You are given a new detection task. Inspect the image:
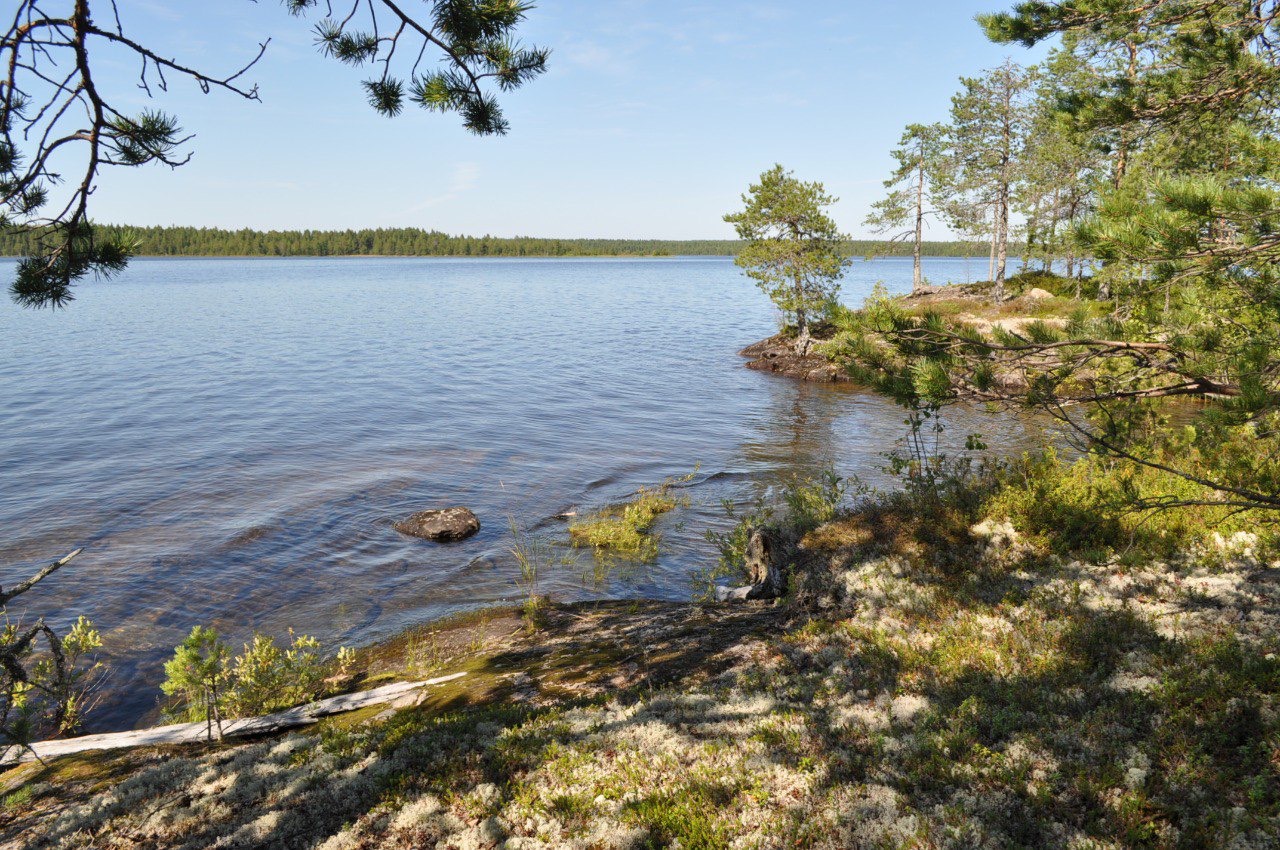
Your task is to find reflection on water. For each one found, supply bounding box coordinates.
[0,256,1047,731]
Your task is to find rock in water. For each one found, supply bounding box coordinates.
[394,507,480,542]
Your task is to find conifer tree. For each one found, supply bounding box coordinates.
[1016,50,1106,278]
[847,2,1280,515]
[865,123,949,294]
[724,165,850,355]
[161,626,230,740]
[939,60,1035,302]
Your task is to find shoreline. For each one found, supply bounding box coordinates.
[738,331,852,383]
[7,483,1275,847]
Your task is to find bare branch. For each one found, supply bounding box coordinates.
[0,548,80,606]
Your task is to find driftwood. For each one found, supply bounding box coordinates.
[0,672,467,766]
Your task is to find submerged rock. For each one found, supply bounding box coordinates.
[394,507,480,542]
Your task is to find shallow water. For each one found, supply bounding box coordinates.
[0,255,1042,730]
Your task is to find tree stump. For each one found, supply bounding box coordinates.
[744,527,785,599]
[715,526,786,602]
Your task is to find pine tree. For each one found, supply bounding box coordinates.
[1016,50,1107,278]
[849,1,1280,515]
[939,60,1034,302]
[724,165,850,355]
[161,626,230,740]
[865,123,949,294]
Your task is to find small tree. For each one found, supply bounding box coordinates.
[865,123,949,294]
[0,549,103,758]
[161,626,347,736]
[724,165,850,355]
[161,626,229,740]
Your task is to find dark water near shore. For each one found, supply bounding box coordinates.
[0,255,1041,731]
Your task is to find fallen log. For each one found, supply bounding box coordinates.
[1,671,467,766]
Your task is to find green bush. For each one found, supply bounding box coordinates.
[161,626,350,727]
[983,435,1279,561]
[1,614,102,747]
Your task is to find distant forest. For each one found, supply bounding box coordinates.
[0,225,996,258]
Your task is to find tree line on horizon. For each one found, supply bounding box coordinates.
[0,225,995,260]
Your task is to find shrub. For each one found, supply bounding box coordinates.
[1,613,102,748]
[225,630,329,717]
[985,442,1279,561]
[700,469,850,594]
[161,626,348,729]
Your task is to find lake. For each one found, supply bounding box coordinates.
[0,255,1042,730]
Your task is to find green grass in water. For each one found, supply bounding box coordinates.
[568,475,692,560]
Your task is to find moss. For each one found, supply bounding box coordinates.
[350,604,515,680]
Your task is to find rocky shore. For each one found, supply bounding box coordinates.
[738,333,850,383]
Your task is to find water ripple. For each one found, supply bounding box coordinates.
[0,256,1042,730]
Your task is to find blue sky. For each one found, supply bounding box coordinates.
[88,1,1049,239]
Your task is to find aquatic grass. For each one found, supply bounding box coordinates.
[508,518,576,628]
[568,474,692,561]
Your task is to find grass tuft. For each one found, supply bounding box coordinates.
[568,474,692,561]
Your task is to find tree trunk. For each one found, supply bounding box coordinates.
[744,527,785,599]
[793,269,812,355]
[994,100,1011,303]
[1115,41,1137,188]
[913,148,925,294]
[994,185,1009,303]
[713,527,787,602]
[988,209,997,282]
[1045,187,1060,272]
[794,307,812,356]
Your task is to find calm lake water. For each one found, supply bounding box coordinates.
[0,255,1040,730]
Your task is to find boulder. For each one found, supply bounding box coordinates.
[1023,287,1055,300]
[394,507,480,542]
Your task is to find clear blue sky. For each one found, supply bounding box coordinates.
[89,1,1049,239]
